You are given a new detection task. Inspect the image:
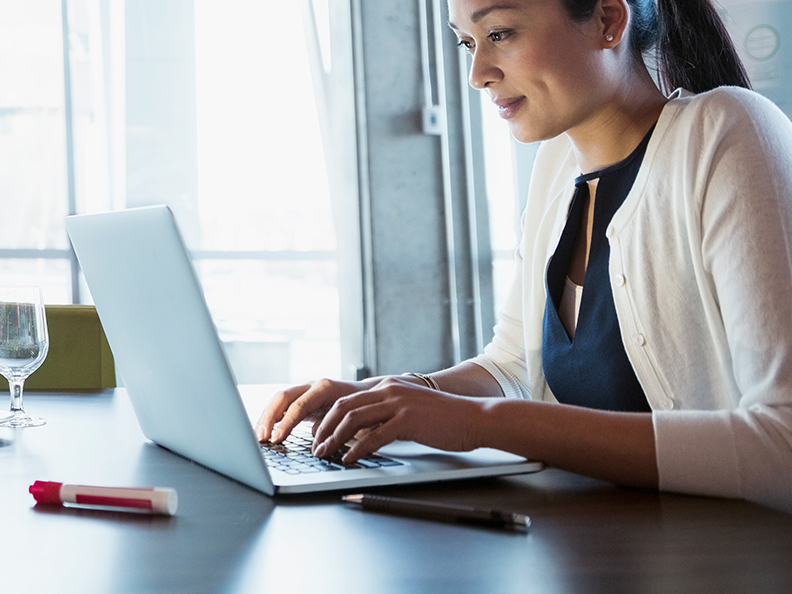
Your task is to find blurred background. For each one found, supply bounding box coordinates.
[0,0,786,384]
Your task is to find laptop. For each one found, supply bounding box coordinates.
[65,205,543,495]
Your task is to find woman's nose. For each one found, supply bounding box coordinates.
[468,50,501,90]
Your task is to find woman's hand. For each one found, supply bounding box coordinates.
[255,378,379,443]
[311,376,487,463]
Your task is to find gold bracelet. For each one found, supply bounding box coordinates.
[403,372,440,391]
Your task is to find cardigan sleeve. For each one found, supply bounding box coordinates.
[469,136,577,402]
[652,88,792,513]
[468,218,532,400]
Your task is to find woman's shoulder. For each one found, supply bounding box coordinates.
[654,86,792,164]
[668,86,791,130]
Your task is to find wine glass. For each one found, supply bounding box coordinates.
[0,287,49,428]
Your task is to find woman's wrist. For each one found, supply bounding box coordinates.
[354,375,391,390]
[402,372,440,390]
[457,396,498,451]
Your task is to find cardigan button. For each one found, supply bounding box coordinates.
[632,334,646,346]
[614,274,626,287]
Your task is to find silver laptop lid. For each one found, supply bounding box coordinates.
[66,205,275,495]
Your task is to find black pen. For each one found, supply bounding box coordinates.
[342,493,530,530]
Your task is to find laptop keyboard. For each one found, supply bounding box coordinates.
[260,425,404,475]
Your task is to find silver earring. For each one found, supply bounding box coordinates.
[605,34,614,42]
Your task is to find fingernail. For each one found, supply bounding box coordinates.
[270,429,279,442]
[314,442,326,458]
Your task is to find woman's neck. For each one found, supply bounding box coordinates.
[566,69,668,174]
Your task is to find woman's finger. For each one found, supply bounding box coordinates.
[342,419,404,464]
[268,378,368,443]
[254,383,312,441]
[313,395,397,458]
[311,388,389,448]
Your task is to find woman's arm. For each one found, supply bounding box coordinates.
[427,361,507,398]
[434,365,659,489]
[254,360,504,443]
[310,374,659,490]
[646,90,792,511]
[256,345,659,489]
[478,399,658,489]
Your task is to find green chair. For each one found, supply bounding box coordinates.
[1,305,116,391]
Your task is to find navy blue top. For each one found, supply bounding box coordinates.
[541,130,653,412]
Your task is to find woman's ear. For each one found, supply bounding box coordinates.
[598,0,629,46]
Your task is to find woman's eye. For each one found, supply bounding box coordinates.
[456,39,474,52]
[489,31,506,43]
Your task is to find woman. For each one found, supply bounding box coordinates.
[256,0,792,512]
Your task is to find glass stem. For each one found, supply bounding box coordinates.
[9,380,24,413]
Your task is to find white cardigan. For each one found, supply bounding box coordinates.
[471,87,792,513]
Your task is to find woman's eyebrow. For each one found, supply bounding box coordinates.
[448,4,520,30]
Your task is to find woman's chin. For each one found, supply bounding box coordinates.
[506,121,551,145]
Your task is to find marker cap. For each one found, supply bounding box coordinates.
[29,481,63,504]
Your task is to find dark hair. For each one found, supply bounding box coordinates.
[560,0,752,94]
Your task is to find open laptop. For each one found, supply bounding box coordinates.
[66,205,543,495]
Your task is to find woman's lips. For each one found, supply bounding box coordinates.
[496,97,525,120]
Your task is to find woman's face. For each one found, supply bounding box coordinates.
[448,0,611,144]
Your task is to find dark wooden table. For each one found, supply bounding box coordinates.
[2,388,791,594]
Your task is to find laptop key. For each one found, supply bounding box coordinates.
[261,430,404,475]
[356,458,381,469]
[375,460,404,467]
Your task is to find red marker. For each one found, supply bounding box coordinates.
[29,481,178,516]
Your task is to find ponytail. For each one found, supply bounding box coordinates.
[560,0,752,94]
[654,0,751,93]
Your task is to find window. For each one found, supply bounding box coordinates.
[191,1,341,383]
[0,0,120,303]
[480,100,519,316]
[0,1,341,385]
